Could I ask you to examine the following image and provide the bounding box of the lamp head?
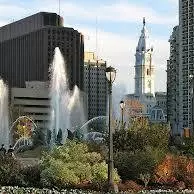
[120,100,125,109]
[106,66,116,83]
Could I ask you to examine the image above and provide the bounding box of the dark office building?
[0,12,84,90]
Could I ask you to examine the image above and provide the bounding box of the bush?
[154,154,194,187]
[40,141,120,189]
[21,165,41,187]
[113,119,169,153]
[0,155,24,186]
[32,128,46,147]
[114,147,166,180]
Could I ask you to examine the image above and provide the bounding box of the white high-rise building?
[135,18,155,97]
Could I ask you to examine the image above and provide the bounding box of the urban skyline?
[0,0,178,93]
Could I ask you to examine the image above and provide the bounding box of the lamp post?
[120,100,125,129]
[106,66,116,191]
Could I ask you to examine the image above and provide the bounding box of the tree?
[32,128,46,147]
[112,118,169,180]
[56,128,63,145]
[113,118,169,153]
[40,141,120,188]
[114,147,166,180]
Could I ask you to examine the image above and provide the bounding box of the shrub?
[40,140,120,189]
[113,119,169,153]
[114,147,166,180]
[0,155,24,186]
[32,127,46,147]
[21,164,41,187]
[154,154,194,187]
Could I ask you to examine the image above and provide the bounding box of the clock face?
[146,56,150,62]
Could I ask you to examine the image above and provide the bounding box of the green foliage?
[21,165,41,187]
[32,128,46,147]
[40,141,120,188]
[139,173,151,187]
[113,119,169,153]
[114,147,166,180]
[111,118,169,181]
[86,141,108,160]
[113,128,147,153]
[178,137,194,157]
[56,129,63,145]
[46,129,52,145]
[146,123,170,150]
[0,155,24,186]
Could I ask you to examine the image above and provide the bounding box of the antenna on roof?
[59,0,61,16]
[95,16,98,60]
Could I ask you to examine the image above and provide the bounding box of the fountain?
[68,86,86,129]
[9,116,37,151]
[49,47,86,144]
[0,79,9,148]
[79,116,108,133]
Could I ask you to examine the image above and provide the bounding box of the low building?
[10,81,88,130]
[10,81,50,129]
[155,92,167,116]
[150,105,166,123]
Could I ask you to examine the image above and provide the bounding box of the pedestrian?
[7,145,15,158]
[0,144,6,155]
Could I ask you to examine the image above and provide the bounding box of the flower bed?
[1,187,194,194]
[140,189,194,193]
[0,187,98,194]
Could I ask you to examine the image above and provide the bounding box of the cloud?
[15,0,177,26]
[0,0,171,94]
[49,1,177,25]
[79,26,168,93]
[96,3,177,25]
[168,0,178,5]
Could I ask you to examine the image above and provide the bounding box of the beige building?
[10,81,87,130]
[84,52,108,130]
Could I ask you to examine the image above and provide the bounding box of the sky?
[0,0,178,93]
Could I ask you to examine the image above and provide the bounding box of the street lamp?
[120,100,125,129]
[106,66,116,191]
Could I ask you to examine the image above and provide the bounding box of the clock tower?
[134,18,155,97]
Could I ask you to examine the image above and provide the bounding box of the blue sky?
[0,0,178,93]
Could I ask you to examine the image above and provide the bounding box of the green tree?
[56,128,63,145]
[40,141,120,188]
[114,147,166,180]
[113,118,169,153]
[112,118,169,180]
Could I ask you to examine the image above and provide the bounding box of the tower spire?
[143,17,145,26]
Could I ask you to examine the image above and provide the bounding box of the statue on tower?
[143,17,145,26]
